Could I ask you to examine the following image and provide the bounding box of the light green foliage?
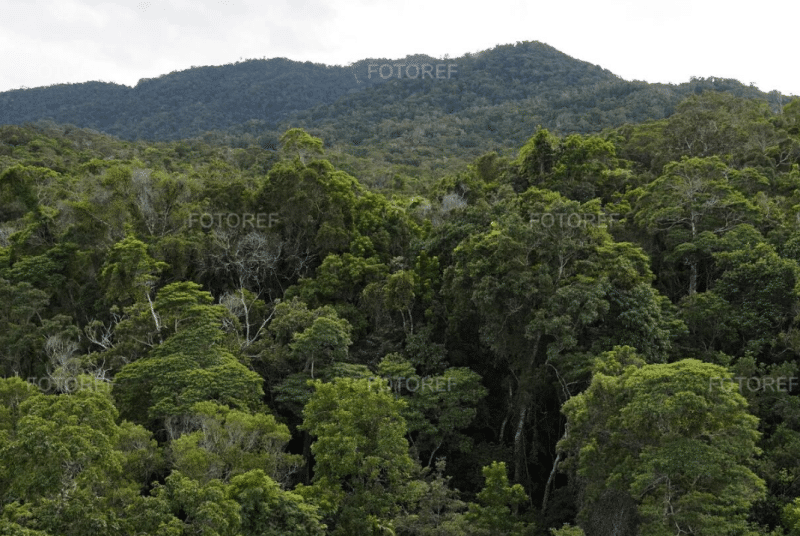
[112,282,263,427]
[0,376,40,458]
[115,418,165,488]
[709,239,799,355]
[169,401,300,485]
[515,128,557,181]
[515,129,621,202]
[0,376,178,536]
[0,519,52,536]
[265,297,354,397]
[784,497,800,535]
[267,297,320,346]
[465,461,530,535]
[560,351,766,535]
[158,472,241,536]
[272,362,373,425]
[290,315,352,378]
[99,234,168,305]
[1,379,122,502]
[296,252,389,305]
[391,459,473,536]
[227,469,326,536]
[675,225,800,360]
[280,128,325,165]
[630,156,762,298]
[299,377,416,534]
[549,525,585,536]
[633,156,760,240]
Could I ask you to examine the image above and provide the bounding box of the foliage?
[0,73,799,535]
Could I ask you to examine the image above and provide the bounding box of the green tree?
[560,349,766,536]
[444,188,681,488]
[0,376,179,536]
[0,279,49,376]
[465,461,530,535]
[376,353,488,467]
[98,233,168,306]
[169,401,300,485]
[290,315,352,378]
[298,377,416,535]
[279,128,324,165]
[112,282,263,432]
[630,156,761,297]
[391,459,474,536]
[227,469,326,536]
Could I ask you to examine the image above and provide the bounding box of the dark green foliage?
[1,64,800,535]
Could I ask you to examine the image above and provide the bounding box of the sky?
[1,0,798,97]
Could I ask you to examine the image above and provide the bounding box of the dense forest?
[3,42,800,536]
[1,41,790,185]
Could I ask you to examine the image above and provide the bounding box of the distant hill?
[0,41,790,183]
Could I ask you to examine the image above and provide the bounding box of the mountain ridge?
[0,41,790,183]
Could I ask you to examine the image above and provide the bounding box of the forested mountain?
[3,41,800,536]
[1,42,788,163]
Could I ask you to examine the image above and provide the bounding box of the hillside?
[4,39,800,535]
[2,42,790,188]
[1,91,800,534]
[1,42,785,143]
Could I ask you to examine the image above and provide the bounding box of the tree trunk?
[543,426,569,514]
[687,257,698,295]
[513,406,528,483]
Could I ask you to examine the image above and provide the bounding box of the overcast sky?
[1,0,797,96]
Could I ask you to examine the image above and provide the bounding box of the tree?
[514,128,557,192]
[227,469,326,536]
[98,233,168,306]
[376,353,488,467]
[157,472,241,536]
[0,278,49,376]
[465,461,530,535]
[279,128,324,165]
[0,376,178,536]
[298,377,416,535]
[111,282,263,433]
[391,459,474,535]
[169,401,300,485]
[290,315,352,378]
[444,187,681,489]
[631,156,761,297]
[560,349,766,535]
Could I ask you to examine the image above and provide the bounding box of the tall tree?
[298,377,416,535]
[560,349,766,535]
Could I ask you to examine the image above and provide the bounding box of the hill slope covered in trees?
[2,87,800,534]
